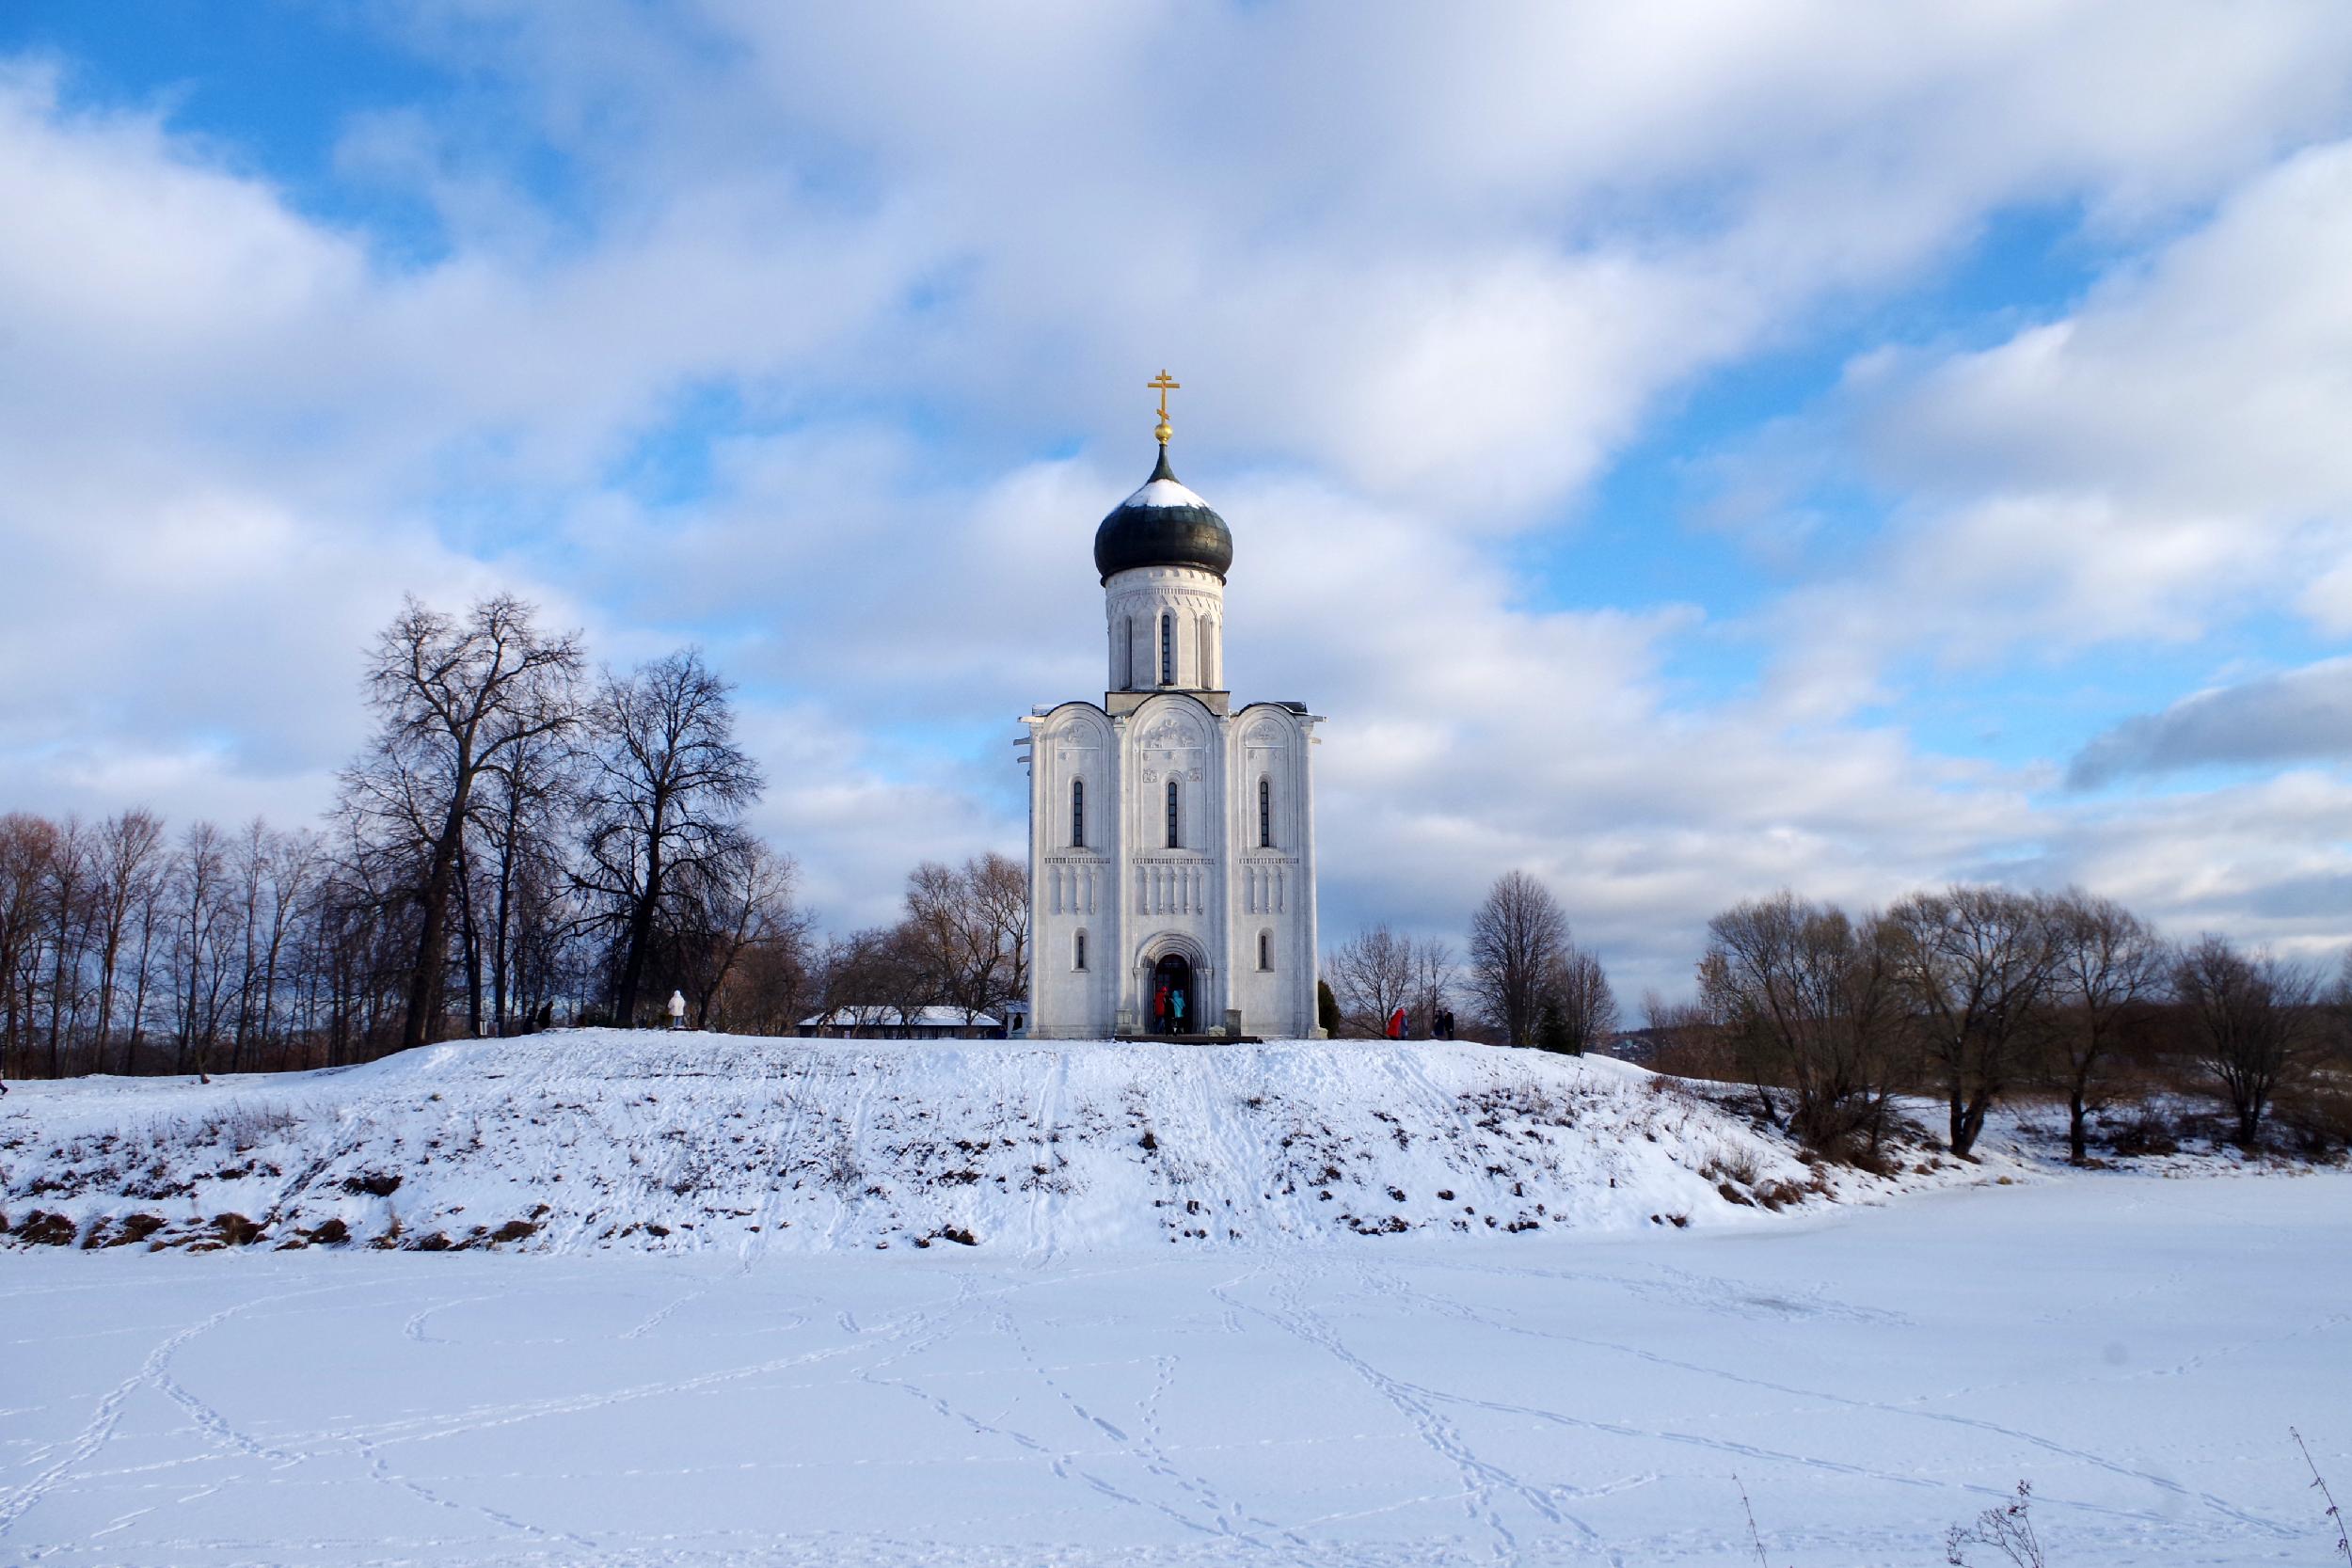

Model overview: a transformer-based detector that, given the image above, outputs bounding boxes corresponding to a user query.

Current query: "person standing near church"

[667,990,687,1030]
[1171,988,1185,1032]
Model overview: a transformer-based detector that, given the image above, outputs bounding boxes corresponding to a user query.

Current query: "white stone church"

[1019,394,1323,1039]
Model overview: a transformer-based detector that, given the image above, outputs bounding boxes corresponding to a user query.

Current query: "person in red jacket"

[1385,1006,1406,1039]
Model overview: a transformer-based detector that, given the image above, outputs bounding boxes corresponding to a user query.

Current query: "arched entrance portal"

[1150,953,1193,1035]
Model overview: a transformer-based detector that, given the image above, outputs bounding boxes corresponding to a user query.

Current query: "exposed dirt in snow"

[0,1031,2003,1257]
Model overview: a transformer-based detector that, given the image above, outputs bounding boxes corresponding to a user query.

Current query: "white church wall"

[1228,705,1319,1038]
[1122,692,1228,1032]
[1024,443,1320,1040]
[1025,702,1120,1038]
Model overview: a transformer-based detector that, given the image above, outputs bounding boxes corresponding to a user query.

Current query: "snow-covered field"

[0,1032,1971,1257]
[3,1036,2346,1566]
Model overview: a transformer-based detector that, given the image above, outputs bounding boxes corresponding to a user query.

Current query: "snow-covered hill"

[0,1030,1980,1255]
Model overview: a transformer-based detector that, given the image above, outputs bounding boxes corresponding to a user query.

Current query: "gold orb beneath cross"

[1154,419,1173,444]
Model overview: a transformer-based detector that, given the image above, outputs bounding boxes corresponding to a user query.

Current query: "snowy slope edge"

[0,1031,1976,1255]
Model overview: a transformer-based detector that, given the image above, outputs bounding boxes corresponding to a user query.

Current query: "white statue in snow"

[667,990,687,1030]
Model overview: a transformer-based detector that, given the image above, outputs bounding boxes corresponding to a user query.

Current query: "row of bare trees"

[801,854,1031,1035]
[1326,871,1619,1051]
[1677,885,2349,1158]
[1325,923,1457,1037]
[0,595,824,1078]
[331,594,812,1051]
[0,809,344,1079]
[1461,869,1620,1052]
[1325,868,2346,1161]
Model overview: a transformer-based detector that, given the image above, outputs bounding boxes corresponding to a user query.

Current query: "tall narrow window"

[1166,778,1180,847]
[1073,929,1088,970]
[1071,778,1085,847]
[1258,776,1272,847]
[1159,612,1174,685]
[1259,930,1272,970]
[1120,617,1134,689]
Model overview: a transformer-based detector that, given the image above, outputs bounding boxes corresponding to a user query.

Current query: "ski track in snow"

[1,1035,2345,1566]
[4,1194,2344,1567]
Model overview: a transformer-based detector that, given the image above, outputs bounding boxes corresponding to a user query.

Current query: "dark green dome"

[1092,447,1232,583]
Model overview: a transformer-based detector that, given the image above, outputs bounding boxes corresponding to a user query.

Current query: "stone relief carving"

[1139,716,1200,751]
[1243,719,1287,748]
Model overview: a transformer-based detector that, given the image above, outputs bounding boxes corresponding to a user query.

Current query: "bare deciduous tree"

[675,839,809,1029]
[969,851,1030,1021]
[1698,892,1904,1150]
[1538,944,1618,1056]
[0,814,58,1079]
[1468,870,1568,1048]
[40,816,92,1076]
[89,808,166,1071]
[2043,888,2169,1164]
[1639,989,1727,1078]
[901,861,993,1025]
[1883,886,2057,1158]
[344,595,584,1051]
[814,926,932,1034]
[168,820,234,1082]
[576,649,759,1026]
[1327,923,1415,1036]
[899,852,1028,1027]
[2173,934,2323,1148]
[1409,937,1459,1038]
[475,726,575,1036]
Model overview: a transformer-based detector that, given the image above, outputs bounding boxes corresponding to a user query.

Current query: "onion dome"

[1092,446,1233,583]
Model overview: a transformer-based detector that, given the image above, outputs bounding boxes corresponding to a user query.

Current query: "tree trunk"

[614,827,664,1027]
[94,921,122,1071]
[490,814,516,1037]
[259,925,286,1073]
[401,800,469,1052]
[1955,1094,1989,1159]
[48,935,68,1078]
[456,834,484,1040]
[2068,1085,2089,1165]
[125,919,154,1076]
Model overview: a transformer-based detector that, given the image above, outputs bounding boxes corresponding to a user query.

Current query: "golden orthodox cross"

[1149,370,1180,443]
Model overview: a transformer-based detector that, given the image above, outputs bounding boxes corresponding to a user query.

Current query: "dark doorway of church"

[1151,954,1192,1035]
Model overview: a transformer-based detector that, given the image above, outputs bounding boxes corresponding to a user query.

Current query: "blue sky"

[5,2,2351,999]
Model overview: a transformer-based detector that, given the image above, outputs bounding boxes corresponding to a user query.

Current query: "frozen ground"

[2,1037,2344,1565]
[0,1033,1977,1257]
[3,1169,2347,1566]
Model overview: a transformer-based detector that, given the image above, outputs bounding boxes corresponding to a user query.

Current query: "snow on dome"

[1093,446,1233,582]
[1120,476,1211,510]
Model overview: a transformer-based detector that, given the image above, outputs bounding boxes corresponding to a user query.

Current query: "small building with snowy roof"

[797,1006,1005,1040]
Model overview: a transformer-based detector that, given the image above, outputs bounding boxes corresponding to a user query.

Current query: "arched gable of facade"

[1125,689,1219,750]
[1039,700,1117,746]
[1230,703,1306,849]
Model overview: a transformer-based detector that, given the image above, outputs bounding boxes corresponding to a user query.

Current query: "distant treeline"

[1328,879,2351,1161]
[0,594,1043,1082]
[0,595,785,1079]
